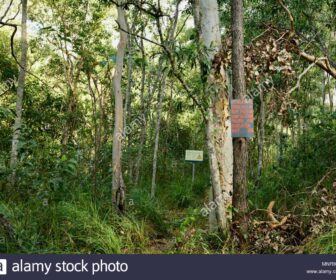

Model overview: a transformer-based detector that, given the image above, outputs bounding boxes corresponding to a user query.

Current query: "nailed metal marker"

[185,150,203,183]
[231,99,254,138]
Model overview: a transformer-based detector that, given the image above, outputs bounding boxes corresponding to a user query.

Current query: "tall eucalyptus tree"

[112,1,128,211]
[9,0,28,186]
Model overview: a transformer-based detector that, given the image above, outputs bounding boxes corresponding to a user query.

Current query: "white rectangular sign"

[185,150,203,162]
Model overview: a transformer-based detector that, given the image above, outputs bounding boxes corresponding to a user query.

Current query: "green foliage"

[129,189,168,234]
[0,190,150,253]
[251,111,336,214]
[170,181,193,208]
[305,226,336,254]
[1,0,336,255]
[165,173,208,209]
[172,208,225,254]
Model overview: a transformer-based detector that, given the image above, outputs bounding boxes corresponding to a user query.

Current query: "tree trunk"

[232,0,249,239]
[58,12,83,150]
[134,34,147,186]
[87,73,99,193]
[61,63,82,149]
[199,0,233,233]
[9,0,28,186]
[328,74,333,111]
[322,72,327,107]
[209,187,218,232]
[123,21,133,138]
[278,122,284,165]
[151,62,167,198]
[333,83,336,111]
[151,3,180,197]
[112,3,128,211]
[135,61,161,186]
[257,91,265,182]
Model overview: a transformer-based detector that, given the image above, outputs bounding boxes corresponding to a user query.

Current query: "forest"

[0,0,336,254]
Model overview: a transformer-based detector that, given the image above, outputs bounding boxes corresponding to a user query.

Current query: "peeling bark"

[112,2,128,211]
[9,0,28,186]
[199,0,233,233]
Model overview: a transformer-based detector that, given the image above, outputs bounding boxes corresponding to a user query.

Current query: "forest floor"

[1,164,336,254]
[1,182,336,254]
[145,180,336,254]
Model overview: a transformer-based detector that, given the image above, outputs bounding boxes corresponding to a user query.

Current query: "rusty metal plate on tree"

[231,99,254,138]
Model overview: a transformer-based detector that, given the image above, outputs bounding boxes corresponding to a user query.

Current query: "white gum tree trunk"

[112,2,128,211]
[10,0,28,186]
[199,0,233,233]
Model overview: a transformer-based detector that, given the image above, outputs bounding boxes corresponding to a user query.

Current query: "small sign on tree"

[231,99,254,138]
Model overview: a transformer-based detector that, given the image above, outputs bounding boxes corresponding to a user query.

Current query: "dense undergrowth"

[0,112,336,254]
[0,167,215,254]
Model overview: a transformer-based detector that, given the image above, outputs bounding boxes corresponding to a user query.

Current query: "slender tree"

[257,91,265,182]
[151,60,166,198]
[134,33,147,186]
[112,1,128,211]
[151,2,180,197]
[123,19,133,136]
[232,0,249,238]
[9,0,28,186]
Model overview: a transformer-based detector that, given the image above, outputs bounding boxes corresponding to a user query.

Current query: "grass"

[0,180,219,254]
[1,114,335,254]
[0,190,150,253]
[305,227,336,254]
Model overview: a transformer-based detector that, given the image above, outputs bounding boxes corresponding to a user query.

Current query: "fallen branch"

[267,200,289,229]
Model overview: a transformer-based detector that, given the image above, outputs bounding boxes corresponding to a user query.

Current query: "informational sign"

[185,150,203,162]
[231,99,254,138]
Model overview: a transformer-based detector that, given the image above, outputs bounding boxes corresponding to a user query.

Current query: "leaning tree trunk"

[199,0,233,233]
[9,0,28,186]
[232,0,249,239]
[112,3,128,211]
